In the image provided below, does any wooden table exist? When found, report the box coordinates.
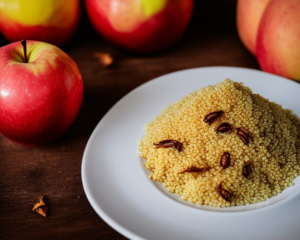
[0,1,269,239]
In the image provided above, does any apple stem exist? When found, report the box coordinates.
[21,39,28,63]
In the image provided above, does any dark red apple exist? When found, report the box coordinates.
[0,40,83,146]
[85,0,193,53]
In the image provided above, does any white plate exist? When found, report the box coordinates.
[82,67,300,240]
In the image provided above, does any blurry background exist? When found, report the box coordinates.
[0,0,258,139]
[0,0,259,127]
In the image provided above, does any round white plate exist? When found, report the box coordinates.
[82,66,300,240]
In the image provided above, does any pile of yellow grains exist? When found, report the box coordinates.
[138,79,300,207]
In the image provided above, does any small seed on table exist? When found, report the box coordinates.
[32,196,48,217]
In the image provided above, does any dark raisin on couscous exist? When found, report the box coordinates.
[139,79,300,207]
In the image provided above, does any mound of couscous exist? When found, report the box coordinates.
[138,79,300,207]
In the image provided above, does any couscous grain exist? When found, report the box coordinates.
[138,79,300,207]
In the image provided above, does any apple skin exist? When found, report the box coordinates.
[0,40,84,146]
[0,0,80,46]
[256,0,300,81]
[236,0,270,55]
[85,0,193,53]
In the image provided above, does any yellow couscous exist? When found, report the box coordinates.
[138,79,300,207]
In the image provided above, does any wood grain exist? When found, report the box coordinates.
[0,0,265,239]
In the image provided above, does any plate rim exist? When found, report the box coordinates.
[82,66,300,240]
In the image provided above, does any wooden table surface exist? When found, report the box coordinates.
[0,1,274,239]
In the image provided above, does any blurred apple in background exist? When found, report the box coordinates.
[0,0,80,46]
[0,40,83,146]
[85,0,193,53]
[236,0,270,55]
[237,0,300,82]
[256,0,300,81]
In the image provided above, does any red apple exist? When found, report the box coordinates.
[85,0,193,53]
[0,0,80,46]
[256,0,300,81]
[0,40,83,146]
[236,0,270,55]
